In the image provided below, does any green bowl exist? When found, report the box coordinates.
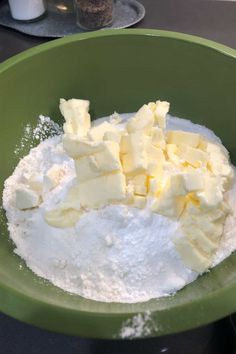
[0,29,236,339]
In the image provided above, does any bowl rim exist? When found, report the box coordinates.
[1,28,236,72]
[0,29,236,339]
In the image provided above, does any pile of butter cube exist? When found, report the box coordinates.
[27,98,235,273]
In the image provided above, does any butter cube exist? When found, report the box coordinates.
[182,201,228,222]
[147,144,165,176]
[63,183,81,210]
[44,205,81,228]
[63,135,104,159]
[199,219,224,242]
[151,127,166,150]
[122,153,147,175]
[167,130,201,148]
[88,141,121,171]
[120,134,130,154]
[178,144,208,167]
[130,174,148,196]
[147,144,165,163]
[148,161,163,178]
[166,144,179,164]
[44,164,64,191]
[103,130,122,144]
[169,174,187,196]
[75,141,121,182]
[88,122,117,142]
[74,156,99,182]
[206,142,229,159]
[121,131,149,175]
[182,173,204,192]
[14,186,40,210]
[24,173,43,192]
[151,174,187,218]
[126,104,155,133]
[133,196,147,209]
[147,102,156,112]
[149,178,160,195]
[181,212,224,243]
[78,172,126,207]
[154,100,170,128]
[182,226,218,255]
[197,189,223,210]
[75,155,98,182]
[125,182,135,204]
[196,176,223,209]
[44,182,82,228]
[172,232,211,272]
[152,195,185,218]
[206,142,234,190]
[60,98,91,136]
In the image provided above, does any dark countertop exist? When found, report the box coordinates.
[1,0,236,64]
[0,1,236,353]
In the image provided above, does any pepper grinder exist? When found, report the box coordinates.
[74,0,113,30]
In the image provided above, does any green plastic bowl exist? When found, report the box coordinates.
[0,29,236,339]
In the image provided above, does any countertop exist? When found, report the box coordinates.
[0,0,236,353]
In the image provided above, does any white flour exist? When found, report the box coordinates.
[2,114,236,303]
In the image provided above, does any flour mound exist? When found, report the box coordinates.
[3,115,236,303]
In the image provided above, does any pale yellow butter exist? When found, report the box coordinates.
[147,144,165,165]
[44,164,64,191]
[149,177,160,195]
[133,195,147,208]
[75,141,121,182]
[44,206,81,228]
[129,174,148,196]
[166,144,179,165]
[44,183,82,228]
[103,130,122,144]
[167,130,201,148]
[126,104,155,133]
[147,144,165,177]
[46,97,234,276]
[25,173,43,192]
[63,135,104,159]
[178,144,208,167]
[151,127,166,149]
[77,172,126,208]
[172,232,211,273]
[60,98,91,136]
[206,142,234,189]
[182,226,218,255]
[14,186,40,210]
[148,162,163,179]
[182,172,204,192]
[121,131,149,175]
[88,122,117,142]
[151,174,188,218]
[152,194,185,218]
[154,100,170,129]
[181,210,224,242]
[196,176,223,209]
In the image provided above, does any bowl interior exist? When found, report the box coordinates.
[0,30,236,338]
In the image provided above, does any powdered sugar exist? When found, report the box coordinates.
[14,115,62,157]
[119,311,157,339]
[2,114,236,303]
